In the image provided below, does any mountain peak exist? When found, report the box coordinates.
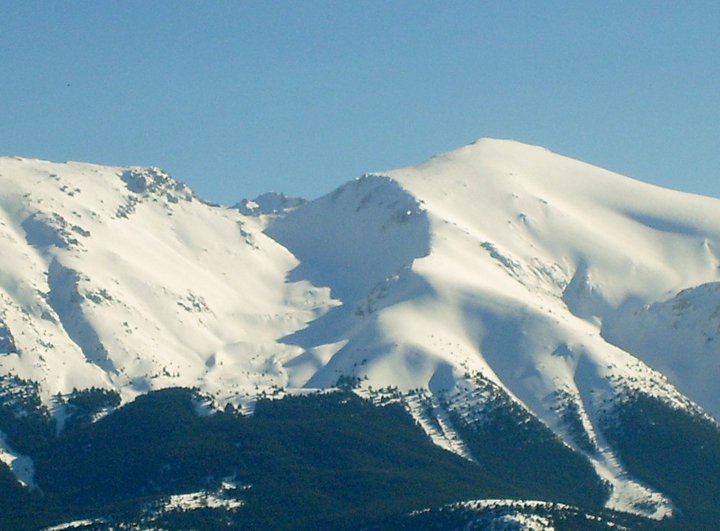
[415,137,553,169]
[234,192,306,216]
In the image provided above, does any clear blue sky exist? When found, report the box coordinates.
[2,1,718,203]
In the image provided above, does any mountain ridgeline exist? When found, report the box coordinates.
[1,139,720,528]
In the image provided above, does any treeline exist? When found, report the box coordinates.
[1,379,718,529]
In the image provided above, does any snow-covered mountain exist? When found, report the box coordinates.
[265,139,720,518]
[0,159,332,405]
[1,139,720,526]
[269,138,720,414]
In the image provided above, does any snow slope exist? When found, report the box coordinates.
[0,158,332,405]
[268,139,720,413]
